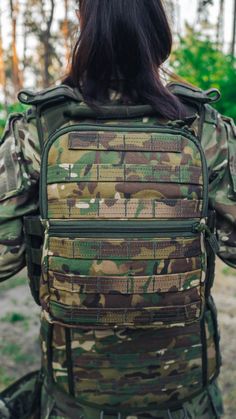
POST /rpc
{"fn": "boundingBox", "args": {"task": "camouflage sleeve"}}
[202,108,236,268]
[0,110,40,281]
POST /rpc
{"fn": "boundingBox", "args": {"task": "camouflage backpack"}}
[19,83,222,416]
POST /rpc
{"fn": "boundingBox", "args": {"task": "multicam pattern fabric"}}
[39,303,220,412]
[0,113,39,280]
[39,378,223,419]
[0,83,235,418]
[0,372,223,419]
[46,130,204,220]
[40,121,208,334]
[35,94,214,411]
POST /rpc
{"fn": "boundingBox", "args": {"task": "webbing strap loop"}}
[46,323,54,385]
[24,215,44,237]
[30,248,42,265]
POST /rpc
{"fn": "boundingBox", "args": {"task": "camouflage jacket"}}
[0,85,236,281]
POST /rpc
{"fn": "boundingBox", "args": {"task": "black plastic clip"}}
[168,406,188,419]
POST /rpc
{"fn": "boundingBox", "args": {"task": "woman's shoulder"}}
[0,110,40,182]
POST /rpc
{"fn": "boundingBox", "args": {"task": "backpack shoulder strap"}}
[18,84,156,149]
[18,85,84,151]
[18,84,83,106]
[19,82,222,108]
[167,81,221,106]
[168,82,221,139]
[18,82,221,146]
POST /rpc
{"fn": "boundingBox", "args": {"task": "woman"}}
[0,1,235,418]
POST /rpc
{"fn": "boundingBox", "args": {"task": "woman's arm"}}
[0,110,40,281]
[202,109,236,268]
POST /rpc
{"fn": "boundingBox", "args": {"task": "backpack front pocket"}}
[41,220,206,328]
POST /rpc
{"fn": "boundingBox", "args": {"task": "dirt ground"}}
[0,261,235,418]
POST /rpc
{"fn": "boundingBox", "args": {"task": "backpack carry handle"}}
[64,103,156,119]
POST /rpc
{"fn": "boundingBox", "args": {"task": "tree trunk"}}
[0,6,8,109]
[41,0,55,87]
[63,0,70,67]
[216,0,225,49]
[231,0,236,56]
[197,0,213,24]
[43,35,51,87]
[22,4,29,75]
[0,8,6,89]
[9,0,22,97]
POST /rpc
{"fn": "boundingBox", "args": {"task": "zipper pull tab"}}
[194,219,220,254]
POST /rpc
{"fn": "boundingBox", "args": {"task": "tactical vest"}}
[20,83,222,415]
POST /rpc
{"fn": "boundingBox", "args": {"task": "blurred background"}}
[0,0,236,417]
[0,0,235,129]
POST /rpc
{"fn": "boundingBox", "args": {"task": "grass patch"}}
[0,367,15,391]
[0,342,35,364]
[0,276,27,292]
[1,312,28,323]
[221,266,236,277]
[1,342,22,359]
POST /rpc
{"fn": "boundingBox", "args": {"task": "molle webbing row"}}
[48,198,203,219]
[44,127,206,221]
[47,163,203,184]
[48,236,200,260]
[48,269,201,294]
[49,302,202,326]
[68,131,184,152]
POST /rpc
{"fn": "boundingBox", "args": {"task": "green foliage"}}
[0,367,15,391]
[0,103,27,137]
[1,30,236,137]
[170,28,236,120]
[222,266,236,277]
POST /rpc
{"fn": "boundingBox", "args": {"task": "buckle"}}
[100,411,122,419]
[168,406,188,419]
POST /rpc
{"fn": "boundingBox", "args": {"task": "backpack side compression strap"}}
[24,216,44,305]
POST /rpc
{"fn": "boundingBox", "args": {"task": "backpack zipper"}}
[46,219,219,254]
[48,220,199,238]
[40,124,209,219]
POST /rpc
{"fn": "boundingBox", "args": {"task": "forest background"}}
[0,0,236,418]
[0,0,236,127]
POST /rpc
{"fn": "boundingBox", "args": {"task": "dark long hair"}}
[65,0,185,119]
